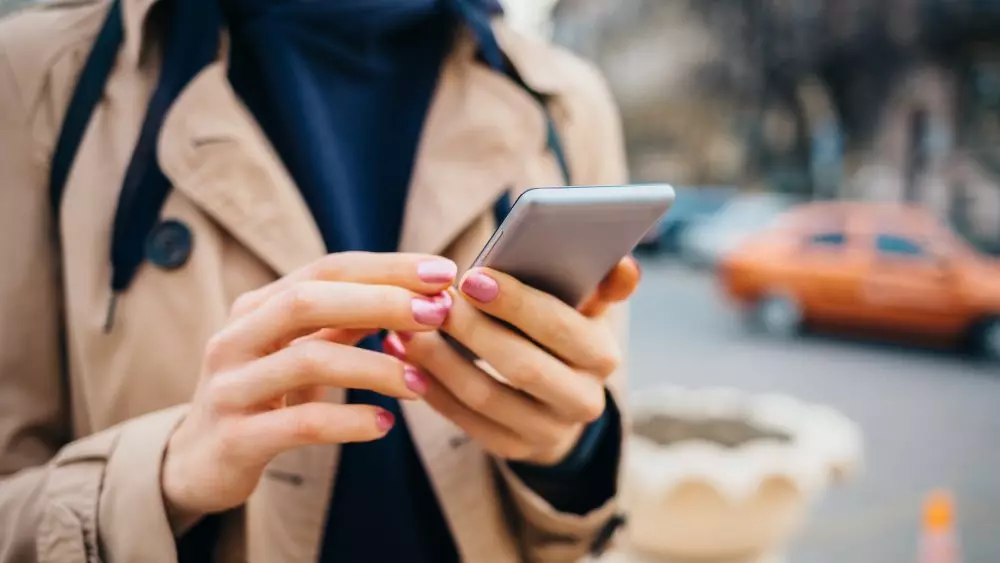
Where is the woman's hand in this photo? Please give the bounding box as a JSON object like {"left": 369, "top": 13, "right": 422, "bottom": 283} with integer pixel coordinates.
{"left": 386, "top": 257, "right": 641, "bottom": 465}
{"left": 162, "top": 252, "right": 457, "bottom": 518}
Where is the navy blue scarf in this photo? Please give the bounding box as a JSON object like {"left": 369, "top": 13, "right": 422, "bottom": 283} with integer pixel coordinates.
{"left": 223, "top": 0, "right": 462, "bottom": 253}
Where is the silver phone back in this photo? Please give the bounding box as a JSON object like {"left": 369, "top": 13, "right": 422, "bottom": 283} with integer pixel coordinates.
{"left": 474, "top": 185, "right": 674, "bottom": 307}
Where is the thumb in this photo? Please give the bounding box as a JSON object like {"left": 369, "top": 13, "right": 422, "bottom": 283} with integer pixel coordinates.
{"left": 579, "top": 256, "right": 641, "bottom": 317}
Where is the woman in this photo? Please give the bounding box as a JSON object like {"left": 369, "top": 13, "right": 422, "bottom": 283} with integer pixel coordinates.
{"left": 0, "top": 0, "right": 636, "bottom": 561}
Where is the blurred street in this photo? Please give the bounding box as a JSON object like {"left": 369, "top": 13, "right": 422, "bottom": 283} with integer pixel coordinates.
{"left": 629, "top": 256, "right": 1000, "bottom": 563}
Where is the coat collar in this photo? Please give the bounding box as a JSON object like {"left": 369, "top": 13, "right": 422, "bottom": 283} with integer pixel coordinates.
{"left": 119, "top": 0, "right": 572, "bottom": 95}
{"left": 150, "top": 2, "right": 572, "bottom": 275}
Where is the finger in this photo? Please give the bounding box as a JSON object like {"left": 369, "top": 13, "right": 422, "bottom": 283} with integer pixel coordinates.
{"left": 229, "top": 252, "right": 458, "bottom": 320}
{"left": 458, "top": 268, "right": 620, "bottom": 375}
{"left": 209, "top": 282, "right": 452, "bottom": 365}
{"left": 295, "top": 328, "right": 380, "bottom": 347}
{"left": 437, "top": 298, "right": 607, "bottom": 422}
{"left": 580, "top": 256, "right": 642, "bottom": 317}
{"left": 387, "top": 331, "right": 570, "bottom": 446}
{"left": 418, "top": 373, "right": 537, "bottom": 462}
{"left": 209, "top": 340, "right": 427, "bottom": 410}
{"left": 235, "top": 403, "right": 395, "bottom": 465}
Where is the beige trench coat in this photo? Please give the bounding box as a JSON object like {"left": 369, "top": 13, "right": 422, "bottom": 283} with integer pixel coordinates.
{"left": 0, "top": 0, "right": 630, "bottom": 561}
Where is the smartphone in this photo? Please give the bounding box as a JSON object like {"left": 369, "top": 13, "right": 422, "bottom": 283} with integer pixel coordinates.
{"left": 443, "top": 184, "right": 674, "bottom": 362}
{"left": 471, "top": 184, "right": 675, "bottom": 307}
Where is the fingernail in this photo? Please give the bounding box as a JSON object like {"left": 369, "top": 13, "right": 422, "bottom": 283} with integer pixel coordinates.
{"left": 397, "top": 331, "right": 414, "bottom": 342}
{"left": 376, "top": 409, "right": 396, "bottom": 432}
{"left": 384, "top": 333, "right": 406, "bottom": 358}
{"left": 418, "top": 259, "right": 458, "bottom": 284}
{"left": 403, "top": 366, "right": 429, "bottom": 395}
{"left": 412, "top": 297, "right": 449, "bottom": 326}
{"left": 460, "top": 272, "right": 499, "bottom": 303}
{"left": 433, "top": 290, "right": 453, "bottom": 309}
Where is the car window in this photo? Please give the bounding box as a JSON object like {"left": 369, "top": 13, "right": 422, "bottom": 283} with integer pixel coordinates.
{"left": 808, "top": 232, "right": 847, "bottom": 247}
{"left": 875, "top": 234, "right": 927, "bottom": 257}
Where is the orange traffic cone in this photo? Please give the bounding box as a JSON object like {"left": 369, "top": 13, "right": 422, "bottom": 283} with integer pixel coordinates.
{"left": 919, "top": 490, "right": 961, "bottom": 563}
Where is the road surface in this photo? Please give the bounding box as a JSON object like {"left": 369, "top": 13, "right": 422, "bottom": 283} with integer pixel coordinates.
{"left": 627, "top": 256, "right": 1000, "bottom": 562}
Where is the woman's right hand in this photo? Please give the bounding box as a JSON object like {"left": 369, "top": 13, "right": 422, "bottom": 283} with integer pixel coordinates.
{"left": 161, "top": 252, "right": 457, "bottom": 520}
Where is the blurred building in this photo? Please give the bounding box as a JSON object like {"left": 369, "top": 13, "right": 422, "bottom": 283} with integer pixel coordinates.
{"left": 552, "top": 0, "right": 1000, "bottom": 249}
{"left": 0, "top": 0, "right": 33, "bottom": 15}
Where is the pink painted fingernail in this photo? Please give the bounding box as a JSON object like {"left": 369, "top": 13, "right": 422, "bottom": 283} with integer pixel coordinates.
{"left": 417, "top": 259, "right": 458, "bottom": 284}
{"left": 412, "top": 297, "right": 449, "bottom": 326}
{"left": 403, "top": 366, "right": 429, "bottom": 395}
{"left": 433, "top": 290, "right": 453, "bottom": 309}
{"left": 461, "top": 272, "right": 499, "bottom": 303}
{"left": 384, "top": 333, "right": 406, "bottom": 358}
{"left": 376, "top": 410, "right": 396, "bottom": 432}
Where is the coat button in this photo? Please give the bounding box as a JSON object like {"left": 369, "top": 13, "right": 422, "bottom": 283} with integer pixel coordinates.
{"left": 146, "top": 219, "right": 193, "bottom": 270}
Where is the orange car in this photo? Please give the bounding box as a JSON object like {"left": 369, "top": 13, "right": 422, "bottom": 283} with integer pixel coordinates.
{"left": 718, "top": 202, "right": 1000, "bottom": 360}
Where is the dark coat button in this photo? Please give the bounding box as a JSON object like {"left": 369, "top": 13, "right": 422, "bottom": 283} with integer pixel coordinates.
{"left": 146, "top": 219, "right": 193, "bottom": 270}
{"left": 589, "top": 513, "right": 627, "bottom": 556}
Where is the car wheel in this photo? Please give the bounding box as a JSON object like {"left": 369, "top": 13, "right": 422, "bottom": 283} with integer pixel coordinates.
{"left": 978, "top": 317, "right": 1000, "bottom": 362}
{"left": 755, "top": 293, "right": 803, "bottom": 338}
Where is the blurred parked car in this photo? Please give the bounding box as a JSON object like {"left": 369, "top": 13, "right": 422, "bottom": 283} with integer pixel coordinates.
{"left": 677, "top": 193, "right": 800, "bottom": 269}
{"left": 719, "top": 202, "right": 1000, "bottom": 361}
{"left": 637, "top": 186, "right": 737, "bottom": 253}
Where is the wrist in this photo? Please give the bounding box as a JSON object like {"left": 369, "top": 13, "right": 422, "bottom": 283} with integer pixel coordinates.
{"left": 161, "top": 422, "right": 204, "bottom": 535}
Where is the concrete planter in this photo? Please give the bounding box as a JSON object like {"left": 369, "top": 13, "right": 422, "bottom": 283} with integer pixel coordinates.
{"left": 615, "top": 387, "right": 863, "bottom": 563}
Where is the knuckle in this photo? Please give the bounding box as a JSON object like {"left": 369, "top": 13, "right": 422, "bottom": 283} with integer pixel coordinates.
{"left": 577, "top": 390, "right": 607, "bottom": 422}
{"left": 288, "top": 341, "right": 329, "bottom": 375}
{"left": 506, "top": 359, "right": 542, "bottom": 388}
{"left": 229, "top": 291, "right": 260, "bottom": 319}
{"left": 461, "top": 382, "right": 496, "bottom": 411}
{"left": 203, "top": 332, "right": 232, "bottom": 372}
{"left": 591, "top": 344, "right": 622, "bottom": 377}
{"left": 277, "top": 284, "right": 314, "bottom": 321}
{"left": 290, "top": 409, "right": 327, "bottom": 443}
{"left": 545, "top": 315, "right": 577, "bottom": 349}
{"left": 202, "top": 374, "right": 234, "bottom": 410}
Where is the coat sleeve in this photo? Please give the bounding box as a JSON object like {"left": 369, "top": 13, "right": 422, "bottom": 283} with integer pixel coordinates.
{"left": 0, "top": 14, "right": 190, "bottom": 563}
{"left": 494, "top": 53, "right": 631, "bottom": 563}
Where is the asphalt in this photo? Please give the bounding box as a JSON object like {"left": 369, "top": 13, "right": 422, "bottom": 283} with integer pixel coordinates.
{"left": 626, "top": 255, "right": 1000, "bottom": 563}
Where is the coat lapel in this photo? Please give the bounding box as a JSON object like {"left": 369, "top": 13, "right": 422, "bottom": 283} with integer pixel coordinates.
{"left": 157, "top": 62, "right": 327, "bottom": 277}
{"left": 397, "top": 31, "right": 546, "bottom": 255}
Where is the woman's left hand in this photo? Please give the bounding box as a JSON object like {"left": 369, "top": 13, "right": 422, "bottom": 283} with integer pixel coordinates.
{"left": 384, "top": 257, "right": 641, "bottom": 466}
